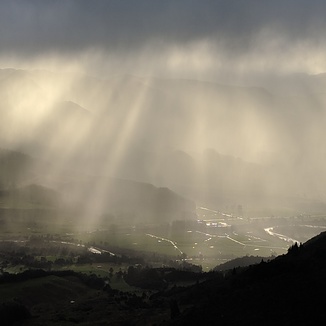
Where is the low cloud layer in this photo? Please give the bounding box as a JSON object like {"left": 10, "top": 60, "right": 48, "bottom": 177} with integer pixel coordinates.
{"left": 1, "top": 1, "right": 326, "bottom": 78}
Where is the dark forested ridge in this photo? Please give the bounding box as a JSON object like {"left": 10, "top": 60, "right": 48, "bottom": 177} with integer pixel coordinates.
{"left": 213, "top": 254, "right": 275, "bottom": 271}
{"left": 170, "top": 232, "right": 326, "bottom": 325}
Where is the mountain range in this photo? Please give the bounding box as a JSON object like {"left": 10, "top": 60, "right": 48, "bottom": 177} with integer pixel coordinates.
{"left": 1, "top": 68, "right": 326, "bottom": 214}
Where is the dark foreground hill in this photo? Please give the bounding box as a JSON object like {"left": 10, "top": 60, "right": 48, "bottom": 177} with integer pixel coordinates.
{"left": 169, "top": 232, "right": 326, "bottom": 325}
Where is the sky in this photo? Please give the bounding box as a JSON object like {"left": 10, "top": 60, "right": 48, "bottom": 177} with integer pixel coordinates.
{"left": 1, "top": 0, "right": 326, "bottom": 81}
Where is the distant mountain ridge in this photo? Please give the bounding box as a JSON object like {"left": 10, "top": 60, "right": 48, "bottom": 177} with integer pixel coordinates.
{"left": 1, "top": 68, "right": 326, "bottom": 214}
{"left": 0, "top": 148, "right": 196, "bottom": 223}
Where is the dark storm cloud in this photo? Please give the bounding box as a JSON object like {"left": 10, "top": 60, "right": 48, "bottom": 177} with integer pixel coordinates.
{"left": 1, "top": 0, "right": 326, "bottom": 58}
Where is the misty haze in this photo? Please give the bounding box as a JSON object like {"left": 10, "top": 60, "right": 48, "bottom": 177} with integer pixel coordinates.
{"left": 1, "top": 1, "right": 326, "bottom": 325}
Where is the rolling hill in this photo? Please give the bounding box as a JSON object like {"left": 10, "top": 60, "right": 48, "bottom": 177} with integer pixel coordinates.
{"left": 0, "top": 148, "right": 196, "bottom": 224}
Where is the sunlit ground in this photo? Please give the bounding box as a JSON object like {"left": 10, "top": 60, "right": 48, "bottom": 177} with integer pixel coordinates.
{"left": 2, "top": 205, "right": 326, "bottom": 271}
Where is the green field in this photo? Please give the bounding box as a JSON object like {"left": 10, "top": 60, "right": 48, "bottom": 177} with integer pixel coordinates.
{"left": 2, "top": 205, "right": 326, "bottom": 271}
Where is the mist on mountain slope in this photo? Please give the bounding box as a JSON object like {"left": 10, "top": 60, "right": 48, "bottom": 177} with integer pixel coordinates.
{"left": 1, "top": 68, "right": 326, "bottom": 218}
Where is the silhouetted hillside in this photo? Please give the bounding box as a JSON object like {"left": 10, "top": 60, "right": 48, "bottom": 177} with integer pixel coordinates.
{"left": 168, "top": 231, "right": 326, "bottom": 325}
